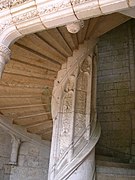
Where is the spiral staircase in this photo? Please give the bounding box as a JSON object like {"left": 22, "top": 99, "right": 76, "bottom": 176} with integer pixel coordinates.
{"left": 0, "top": 12, "right": 132, "bottom": 179}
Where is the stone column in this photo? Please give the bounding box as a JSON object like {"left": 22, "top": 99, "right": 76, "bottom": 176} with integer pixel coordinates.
{"left": 9, "top": 135, "right": 21, "bottom": 165}
{"left": 0, "top": 43, "right": 11, "bottom": 78}
{"left": 48, "top": 48, "right": 101, "bottom": 180}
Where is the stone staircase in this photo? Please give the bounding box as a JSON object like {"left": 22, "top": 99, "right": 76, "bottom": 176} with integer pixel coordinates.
{"left": 96, "top": 160, "right": 135, "bottom": 180}
{"left": 0, "top": 114, "right": 49, "bottom": 146}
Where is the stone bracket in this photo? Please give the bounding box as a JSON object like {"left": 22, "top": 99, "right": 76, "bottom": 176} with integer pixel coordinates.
{"left": 9, "top": 135, "right": 21, "bottom": 166}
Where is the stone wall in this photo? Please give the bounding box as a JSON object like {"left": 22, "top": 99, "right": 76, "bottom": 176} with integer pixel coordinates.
{"left": 10, "top": 141, "right": 50, "bottom": 180}
{"left": 0, "top": 125, "right": 50, "bottom": 180}
{"left": 96, "top": 19, "right": 135, "bottom": 163}
{"left": 0, "top": 127, "right": 12, "bottom": 180}
{"left": 96, "top": 160, "right": 135, "bottom": 180}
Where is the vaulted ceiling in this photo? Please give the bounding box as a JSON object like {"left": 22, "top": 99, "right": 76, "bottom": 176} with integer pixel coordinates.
{"left": 0, "top": 13, "right": 130, "bottom": 141}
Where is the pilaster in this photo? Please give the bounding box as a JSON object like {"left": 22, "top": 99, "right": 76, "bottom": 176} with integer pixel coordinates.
{"left": 0, "top": 43, "right": 11, "bottom": 78}
{"left": 9, "top": 135, "right": 21, "bottom": 165}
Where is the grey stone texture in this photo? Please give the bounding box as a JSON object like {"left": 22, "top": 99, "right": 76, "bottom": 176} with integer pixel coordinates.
{"left": 96, "top": 19, "right": 135, "bottom": 163}
{"left": 10, "top": 142, "right": 50, "bottom": 180}
{"left": 0, "top": 126, "right": 50, "bottom": 180}
{"left": 0, "top": 127, "right": 12, "bottom": 180}
{"left": 96, "top": 160, "right": 135, "bottom": 180}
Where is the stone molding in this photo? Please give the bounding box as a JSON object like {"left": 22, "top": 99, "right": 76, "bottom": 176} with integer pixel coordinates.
{"left": 0, "top": 0, "right": 32, "bottom": 11}
{"left": 0, "top": 0, "right": 134, "bottom": 42}
{"left": 0, "top": 115, "right": 50, "bottom": 148}
{"left": 0, "top": 43, "right": 11, "bottom": 77}
{"left": 9, "top": 134, "right": 21, "bottom": 165}
{"left": 0, "top": 43, "right": 11, "bottom": 60}
{"left": 0, "top": 0, "right": 134, "bottom": 77}
{"left": 39, "top": 1, "right": 71, "bottom": 15}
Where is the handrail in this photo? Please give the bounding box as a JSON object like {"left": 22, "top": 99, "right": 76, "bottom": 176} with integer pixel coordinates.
{"left": 55, "top": 121, "right": 101, "bottom": 180}
{"left": 0, "top": 114, "right": 50, "bottom": 147}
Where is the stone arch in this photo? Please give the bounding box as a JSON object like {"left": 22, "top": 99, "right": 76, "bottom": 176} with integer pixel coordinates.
{"left": 0, "top": 0, "right": 133, "bottom": 77}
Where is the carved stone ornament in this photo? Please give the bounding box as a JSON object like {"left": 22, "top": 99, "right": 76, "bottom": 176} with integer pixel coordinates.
{"left": 66, "top": 20, "right": 84, "bottom": 33}
{"left": 0, "top": 0, "right": 32, "bottom": 11}
{"left": 12, "top": 10, "right": 38, "bottom": 23}
{"left": 71, "top": 0, "right": 89, "bottom": 6}
{"left": 0, "top": 43, "right": 11, "bottom": 78}
{"left": 0, "top": 21, "right": 12, "bottom": 35}
{"left": 59, "top": 76, "right": 75, "bottom": 157}
{"left": 39, "top": 0, "right": 71, "bottom": 15}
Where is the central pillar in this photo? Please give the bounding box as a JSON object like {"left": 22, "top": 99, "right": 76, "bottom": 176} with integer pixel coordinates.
{"left": 48, "top": 42, "right": 101, "bottom": 180}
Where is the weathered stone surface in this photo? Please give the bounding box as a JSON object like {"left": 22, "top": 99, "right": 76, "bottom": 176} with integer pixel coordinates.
{"left": 10, "top": 141, "right": 50, "bottom": 180}
{"left": 0, "top": 127, "right": 11, "bottom": 180}
{"left": 96, "top": 20, "right": 135, "bottom": 163}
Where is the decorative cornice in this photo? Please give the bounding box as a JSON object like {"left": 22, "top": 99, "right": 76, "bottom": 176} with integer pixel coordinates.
{"left": 12, "top": 9, "right": 38, "bottom": 23}
{"left": 9, "top": 0, "right": 32, "bottom": 8}
{"left": 0, "top": 0, "right": 32, "bottom": 11}
{"left": 39, "top": 1, "right": 71, "bottom": 15}
{"left": 0, "top": 1, "right": 8, "bottom": 11}
{"left": 0, "top": 0, "right": 133, "bottom": 37}
{"left": 71, "top": 0, "right": 89, "bottom": 6}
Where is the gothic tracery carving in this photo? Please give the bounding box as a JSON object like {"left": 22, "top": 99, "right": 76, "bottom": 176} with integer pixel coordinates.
{"left": 74, "top": 58, "right": 91, "bottom": 147}
{"left": 59, "top": 75, "right": 75, "bottom": 157}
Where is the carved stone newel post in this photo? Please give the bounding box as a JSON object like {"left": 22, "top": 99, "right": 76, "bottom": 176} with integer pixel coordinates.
{"left": 0, "top": 43, "right": 11, "bottom": 78}
{"left": 49, "top": 42, "right": 101, "bottom": 180}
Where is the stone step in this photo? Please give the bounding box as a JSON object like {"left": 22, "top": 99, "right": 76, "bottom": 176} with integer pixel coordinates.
{"left": 96, "top": 160, "right": 135, "bottom": 180}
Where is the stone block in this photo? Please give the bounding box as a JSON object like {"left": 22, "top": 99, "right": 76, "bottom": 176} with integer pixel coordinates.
{"left": 28, "top": 146, "right": 39, "bottom": 157}
{"left": 117, "top": 89, "right": 129, "bottom": 96}
{"left": 105, "top": 90, "right": 117, "bottom": 97}
{"left": 113, "top": 97, "right": 126, "bottom": 104}
{"left": 97, "top": 97, "right": 114, "bottom": 105}
{"left": 18, "top": 155, "right": 27, "bottom": 167}
{"left": 0, "top": 170, "right": 4, "bottom": 180}
{"left": 3, "top": 165, "right": 11, "bottom": 175}
{"left": 101, "top": 69, "right": 113, "bottom": 76}
{"left": 114, "top": 81, "right": 130, "bottom": 89}
{"left": 99, "top": 0, "right": 129, "bottom": 14}
{"left": 113, "top": 67, "right": 129, "bottom": 75}
{"left": 27, "top": 156, "right": 39, "bottom": 168}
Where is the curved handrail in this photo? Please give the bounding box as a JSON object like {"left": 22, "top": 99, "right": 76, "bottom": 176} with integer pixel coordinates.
{"left": 55, "top": 121, "right": 101, "bottom": 180}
